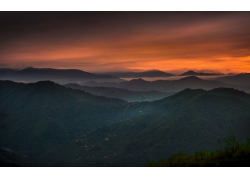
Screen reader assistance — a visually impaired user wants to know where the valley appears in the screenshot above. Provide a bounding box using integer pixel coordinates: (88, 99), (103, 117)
(1, 79), (250, 166)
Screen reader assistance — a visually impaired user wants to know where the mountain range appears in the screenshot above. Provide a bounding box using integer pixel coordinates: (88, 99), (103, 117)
(98, 70), (174, 78)
(62, 87), (250, 166)
(213, 73), (250, 86)
(1, 67), (249, 89)
(64, 83), (173, 102)
(99, 70), (223, 77)
(84, 76), (250, 93)
(0, 67), (123, 84)
(0, 80), (128, 165)
(1, 80), (250, 166)
(180, 70), (222, 76)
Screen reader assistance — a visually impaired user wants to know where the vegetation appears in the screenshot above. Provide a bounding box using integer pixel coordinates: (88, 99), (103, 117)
(1, 80), (250, 166)
(0, 80), (127, 164)
(147, 136), (250, 166)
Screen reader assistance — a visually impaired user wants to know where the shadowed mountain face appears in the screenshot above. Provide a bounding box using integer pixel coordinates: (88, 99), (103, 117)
(64, 83), (174, 102)
(55, 88), (250, 166)
(0, 67), (123, 84)
(84, 76), (249, 93)
(213, 73), (250, 86)
(98, 70), (174, 78)
(0, 80), (127, 165)
(1, 80), (250, 166)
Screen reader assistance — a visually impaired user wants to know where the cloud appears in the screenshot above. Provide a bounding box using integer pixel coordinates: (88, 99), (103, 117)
(1, 12), (250, 73)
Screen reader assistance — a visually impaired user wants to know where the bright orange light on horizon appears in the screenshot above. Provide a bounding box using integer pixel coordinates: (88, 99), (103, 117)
(2, 41), (249, 74)
(1, 12), (250, 74)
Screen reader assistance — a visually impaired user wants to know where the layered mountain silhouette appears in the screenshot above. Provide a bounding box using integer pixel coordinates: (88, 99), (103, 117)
(180, 70), (222, 76)
(54, 87), (250, 166)
(1, 80), (250, 166)
(98, 70), (174, 78)
(84, 76), (250, 93)
(65, 83), (173, 102)
(213, 73), (250, 86)
(0, 80), (127, 165)
(0, 67), (123, 84)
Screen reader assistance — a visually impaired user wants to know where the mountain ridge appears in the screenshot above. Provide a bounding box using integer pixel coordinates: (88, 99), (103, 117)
(214, 73), (250, 86)
(84, 76), (249, 93)
(180, 70), (223, 76)
(1, 80), (250, 166)
(97, 70), (174, 78)
(55, 86), (250, 166)
(64, 83), (173, 102)
(0, 67), (123, 84)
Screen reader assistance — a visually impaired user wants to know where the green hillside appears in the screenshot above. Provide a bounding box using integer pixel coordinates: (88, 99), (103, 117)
(1, 81), (250, 166)
(39, 88), (250, 166)
(0, 80), (127, 164)
(147, 136), (250, 167)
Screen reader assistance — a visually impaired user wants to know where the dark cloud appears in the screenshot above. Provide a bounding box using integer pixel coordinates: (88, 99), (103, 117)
(0, 12), (250, 73)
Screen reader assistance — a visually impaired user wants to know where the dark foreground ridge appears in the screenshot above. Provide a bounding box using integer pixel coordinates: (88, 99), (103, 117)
(147, 136), (250, 167)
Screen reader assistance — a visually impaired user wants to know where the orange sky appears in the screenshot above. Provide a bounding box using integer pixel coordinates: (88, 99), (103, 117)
(0, 12), (250, 74)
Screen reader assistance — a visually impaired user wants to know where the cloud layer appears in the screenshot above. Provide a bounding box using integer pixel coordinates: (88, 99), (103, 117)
(1, 12), (250, 73)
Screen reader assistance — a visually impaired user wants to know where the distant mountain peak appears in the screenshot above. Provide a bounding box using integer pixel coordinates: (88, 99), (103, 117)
(35, 80), (57, 84)
(179, 76), (202, 81)
(180, 70), (196, 75)
(31, 80), (60, 88)
(0, 67), (123, 84)
(186, 70), (196, 73)
(180, 70), (222, 76)
(174, 88), (206, 96)
(98, 70), (174, 78)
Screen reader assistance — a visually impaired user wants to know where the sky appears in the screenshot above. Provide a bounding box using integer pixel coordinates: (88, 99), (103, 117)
(0, 12), (250, 74)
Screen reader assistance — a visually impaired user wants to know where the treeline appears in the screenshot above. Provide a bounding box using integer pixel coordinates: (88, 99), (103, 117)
(147, 136), (250, 167)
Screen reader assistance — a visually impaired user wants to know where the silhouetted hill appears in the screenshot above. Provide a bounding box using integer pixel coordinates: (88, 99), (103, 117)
(58, 87), (249, 166)
(98, 70), (174, 78)
(0, 67), (123, 84)
(0, 80), (127, 164)
(180, 70), (222, 76)
(147, 136), (250, 167)
(64, 83), (173, 102)
(84, 76), (246, 93)
(214, 73), (250, 86)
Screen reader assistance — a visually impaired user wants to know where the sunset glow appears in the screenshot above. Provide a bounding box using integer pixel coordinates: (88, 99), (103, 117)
(1, 12), (250, 74)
